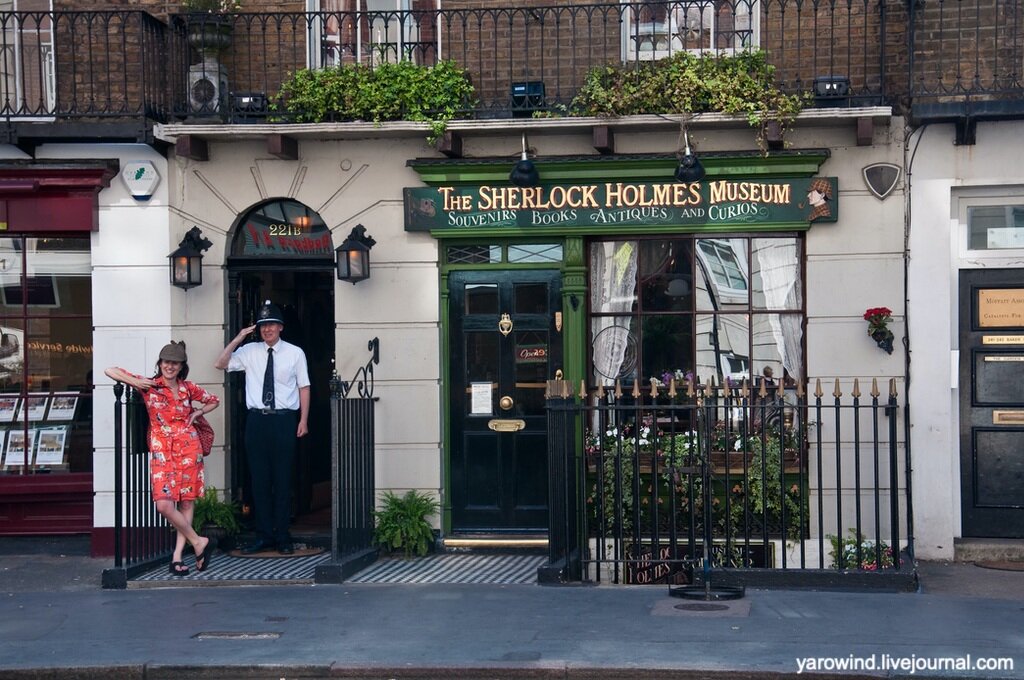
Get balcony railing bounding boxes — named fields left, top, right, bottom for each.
left=0, top=1, right=1020, bottom=134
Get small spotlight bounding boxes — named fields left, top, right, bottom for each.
left=509, top=133, right=539, bottom=187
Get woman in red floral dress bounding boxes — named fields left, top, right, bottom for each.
left=105, top=341, right=220, bottom=575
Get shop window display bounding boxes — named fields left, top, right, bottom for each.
left=589, top=236, right=803, bottom=389
left=0, top=236, right=92, bottom=475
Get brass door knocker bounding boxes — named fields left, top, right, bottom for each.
left=498, top=313, right=513, bottom=336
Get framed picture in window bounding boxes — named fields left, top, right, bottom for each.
left=3, top=428, right=35, bottom=467
left=0, top=395, right=19, bottom=422
left=1, top=275, right=59, bottom=308
left=34, top=426, right=67, bottom=466
left=18, top=394, right=49, bottom=421
left=46, top=394, right=78, bottom=421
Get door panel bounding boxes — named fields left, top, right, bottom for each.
left=959, top=269, right=1024, bottom=537
left=450, top=270, right=561, bottom=531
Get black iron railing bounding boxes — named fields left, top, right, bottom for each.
left=544, top=376, right=914, bottom=588
left=315, top=337, right=380, bottom=583
left=0, top=2, right=1021, bottom=129
left=102, top=382, right=172, bottom=589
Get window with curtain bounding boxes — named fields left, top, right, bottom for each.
left=589, top=235, right=803, bottom=389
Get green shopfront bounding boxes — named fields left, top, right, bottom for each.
left=405, top=153, right=836, bottom=536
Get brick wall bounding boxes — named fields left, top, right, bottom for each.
left=17, top=1, right=1023, bottom=119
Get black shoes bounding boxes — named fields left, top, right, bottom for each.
left=241, top=538, right=294, bottom=555
left=241, top=539, right=272, bottom=555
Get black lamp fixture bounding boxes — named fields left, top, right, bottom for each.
left=509, top=133, right=540, bottom=187
left=674, top=128, right=706, bottom=183
left=168, top=226, right=212, bottom=290
left=335, top=224, right=376, bottom=284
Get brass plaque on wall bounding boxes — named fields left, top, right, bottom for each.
left=983, top=335, right=1024, bottom=345
left=983, top=355, right=1024, bottom=362
left=993, top=410, right=1024, bottom=424
left=978, top=289, right=1024, bottom=327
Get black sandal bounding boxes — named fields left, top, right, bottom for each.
left=193, top=540, right=214, bottom=569
left=169, top=561, right=189, bottom=576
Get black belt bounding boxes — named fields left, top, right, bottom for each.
left=249, top=408, right=297, bottom=415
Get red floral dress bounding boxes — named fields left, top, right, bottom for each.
left=122, top=371, right=220, bottom=502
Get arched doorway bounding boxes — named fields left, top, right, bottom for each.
left=225, top=198, right=336, bottom=541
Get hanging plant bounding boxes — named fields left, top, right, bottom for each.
left=864, top=306, right=895, bottom=354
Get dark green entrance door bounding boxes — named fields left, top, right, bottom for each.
left=449, top=270, right=561, bottom=531
left=959, top=268, right=1024, bottom=537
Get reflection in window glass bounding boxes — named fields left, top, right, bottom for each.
left=697, top=239, right=747, bottom=292
left=448, top=245, right=501, bottom=264
left=0, top=235, right=92, bottom=475
left=509, top=243, right=562, bottom=263
left=515, top=283, right=547, bottom=314
left=465, top=283, right=499, bottom=315
left=968, top=205, right=1024, bottom=250
left=589, top=236, right=802, bottom=390
left=752, top=237, right=802, bottom=310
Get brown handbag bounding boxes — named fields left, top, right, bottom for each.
left=194, top=414, right=214, bottom=455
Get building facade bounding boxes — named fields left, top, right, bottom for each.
left=0, top=1, right=1019, bottom=571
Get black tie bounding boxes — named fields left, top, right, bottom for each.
left=262, top=348, right=275, bottom=408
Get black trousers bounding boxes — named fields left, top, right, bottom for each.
left=245, top=410, right=297, bottom=545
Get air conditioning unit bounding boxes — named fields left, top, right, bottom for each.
left=188, top=60, right=228, bottom=115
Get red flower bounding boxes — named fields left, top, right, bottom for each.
left=863, top=306, right=893, bottom=321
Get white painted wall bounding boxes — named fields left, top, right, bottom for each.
left=907, top=119, right=1024, bottom=559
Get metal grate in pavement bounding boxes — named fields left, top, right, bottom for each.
left=132, top=550, right=331, bottom=584
left=347, top=553, right=545, bottom=584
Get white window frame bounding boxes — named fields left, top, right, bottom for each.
left=1, top=0, right=56, bottom=120
left=956, top=188, right=1024, bottom=264
left=621, top=0, right=760, bottom=62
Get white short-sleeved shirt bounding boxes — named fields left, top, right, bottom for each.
left=227, top=339, right=310, bottom=410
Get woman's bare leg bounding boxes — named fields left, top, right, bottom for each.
left=156, top=499, right=209, bottom=561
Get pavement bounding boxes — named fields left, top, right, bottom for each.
left=1, top=536, right=1024, bottom=679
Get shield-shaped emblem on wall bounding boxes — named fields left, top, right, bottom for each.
left=862, top=163, right=901, bottom=200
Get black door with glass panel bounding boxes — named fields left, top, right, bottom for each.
left=959, top=269, right=1024, bottom=537
left=449, top=270, right=561, bottom=531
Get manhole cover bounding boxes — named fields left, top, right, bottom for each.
left=674, top=602, right=730, bottom=612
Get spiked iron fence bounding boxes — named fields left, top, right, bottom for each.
left=544, top=376, right=914, bottom=589
left=315, top=337, right=380, bottom=583
left=101, top=382, right=173, bottom=589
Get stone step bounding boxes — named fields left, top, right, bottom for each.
left=442, top=534, right=548, bottom=553
left=954, top=538, right=1024, bottom=562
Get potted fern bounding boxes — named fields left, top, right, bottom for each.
left=192, top=486, right=242, bottom=552
left=372, top=490, right=439, bottom=558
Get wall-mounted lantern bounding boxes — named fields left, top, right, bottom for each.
left=168, top=226, right=212, bottom=290
left=335, top=224, right=376, bottom=284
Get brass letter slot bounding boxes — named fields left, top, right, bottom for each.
left=488, top=419, right=526, bottom=432
left=983, top=355, right=1024, bottom=362
left=993, top=411, right=1024, bottom=424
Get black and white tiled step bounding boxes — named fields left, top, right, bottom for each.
left=347, top=553, right=546, bottom=584
left=132, top=550, right=331, bottom=585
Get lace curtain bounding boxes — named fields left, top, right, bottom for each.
left=590, top=241, right=638, bottom=383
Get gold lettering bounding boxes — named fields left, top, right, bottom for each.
left=580, top=185, right=598, bottom=208
left=605, top=182, right=623, bottom=207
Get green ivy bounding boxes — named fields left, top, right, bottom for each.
left=561, top=50, right=810, bottom=152
left=273, top=60, right=477, bottom=144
